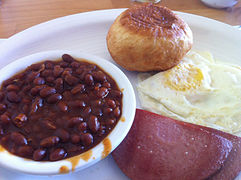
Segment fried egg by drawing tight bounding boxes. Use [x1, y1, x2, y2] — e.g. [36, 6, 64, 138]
[137, 51, 241, 134]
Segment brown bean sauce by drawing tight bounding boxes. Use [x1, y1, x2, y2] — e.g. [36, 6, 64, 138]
[0, 54, 122, 161]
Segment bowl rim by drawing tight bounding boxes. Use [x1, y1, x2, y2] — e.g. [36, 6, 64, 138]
[0, 50, 136, 175]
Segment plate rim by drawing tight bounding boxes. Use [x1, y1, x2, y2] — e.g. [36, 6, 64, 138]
[1, 8, 241, 53]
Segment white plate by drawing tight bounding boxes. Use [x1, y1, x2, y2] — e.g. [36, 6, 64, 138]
[0, 9, 241, 180]
[0, 39, 6, 44]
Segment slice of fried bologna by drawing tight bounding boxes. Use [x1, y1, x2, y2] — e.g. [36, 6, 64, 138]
[112, 109, 233, 180]
[204, 128, 241, 180]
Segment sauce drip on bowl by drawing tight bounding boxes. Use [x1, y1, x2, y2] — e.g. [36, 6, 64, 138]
[102, 137, 112, 159]
[67, 150, 93, 171]
[59, 166, 70, 174]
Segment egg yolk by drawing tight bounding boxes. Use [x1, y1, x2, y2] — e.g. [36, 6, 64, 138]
[164, 64, 204, 91]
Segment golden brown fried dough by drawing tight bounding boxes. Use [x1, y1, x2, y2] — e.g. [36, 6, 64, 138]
[107, 4, 193, 71]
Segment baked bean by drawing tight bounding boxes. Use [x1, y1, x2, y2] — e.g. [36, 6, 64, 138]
[6, 84, 19, 91]
[17, 146, 33, 157]
[14, 74, 23, 79]
[85, 74, 94, 86]
[10, 132, 27, 145]
[22, 105, 29, 113]
[2, 79, 14, 88]
[103, 82, 111, 89]
[22, 84, 32, 93]
[18, 145, 33, 157]
[66, 67, 72, 71]
[3, 111, 11, 117]
[97, 87, 109, 98]
[41, 69, 52, 77]
[0, 114, 10, 125]
[22, 98, 31, 104]
[57, 101, 68, 112]
[23, 124, 31, 134]
[46, 76, 55, 83]
[105, 118, 116, 126]
[88, 115, 100, 133]
[79, 70, 91, 81]
[83, 107, 91, 117]
[54, 78, 64, 91]
[33, 125, 41, 133]
[68, 146, 84, 154]
[33, 148, 46, 161]
[70, 100, 86, 108]
[0, 92, 4, 101]
[76, 68, 83, 75]
[7, 91, 20, 103]
[26, 72, 40, 82]
[87, 64, 97, 70]
[62, 69, 72, 78]
[30, 85, 45, 96]
[107, 99, 116, 108]
[98, 125, 106, 136]
[71, 134, 81, 144]
[81, 133, 93, 146]
[0, 104, 6, 112]
[95, 83, 101, 88]
[0, 125, 4, 136]
[71, 62, 80, 69]
[111, 90, 122, 98]
[49, 148, 67, 161]
[65, 75, 78, 85]
[40, 136, 60, 147]
[94, 86, 100, 91]
[93, 71, 106, 82]
[47, 93, 62, 104]
[64, 68, 72, 74]
[31, 97, 43, 113]
[29, 63, 42, 71]
[62, 91, 72, 99]
[91, 100, 102, 107]
[62, 54, 74, 63]
[53, 65, 64, 77]
[55, 129, 70, 142]
[33, 77, 45, 85]
[45, 62, 54, 69]
[67, 117, 83, 128]
[13, 113, 27, 127]
[78, 93, 88, 100]
[15, 81, 24, 88]
[40, 87, 56, 98]
[71, 84, 85, 94]
[92, 108, 103, 116]
[78, 64, 85, 68]
[37, 133, 46, 140]
[103, 108, 113, 114]
[114, 107, 121, 117]
[77, 122, 87, 132]
[42, 120, 56, 130]
[0, 135, 9, 145]
[60, 61, 69, 68]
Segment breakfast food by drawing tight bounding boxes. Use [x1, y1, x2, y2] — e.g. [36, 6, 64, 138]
[112, 109, 241, 180]
[202, 125, 241, 180]
[137, 51, 241, 134]
[106, 4, 193, 71]
[0, 54, 122, 161]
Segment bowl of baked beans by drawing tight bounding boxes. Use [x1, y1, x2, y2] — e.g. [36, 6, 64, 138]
[0, 50, 136, 174]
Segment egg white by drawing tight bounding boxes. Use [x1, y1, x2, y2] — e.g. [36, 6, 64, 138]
[138, 51, 241, 134]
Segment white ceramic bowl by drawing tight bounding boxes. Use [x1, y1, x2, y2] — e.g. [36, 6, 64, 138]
[0, 50, 136, 175]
